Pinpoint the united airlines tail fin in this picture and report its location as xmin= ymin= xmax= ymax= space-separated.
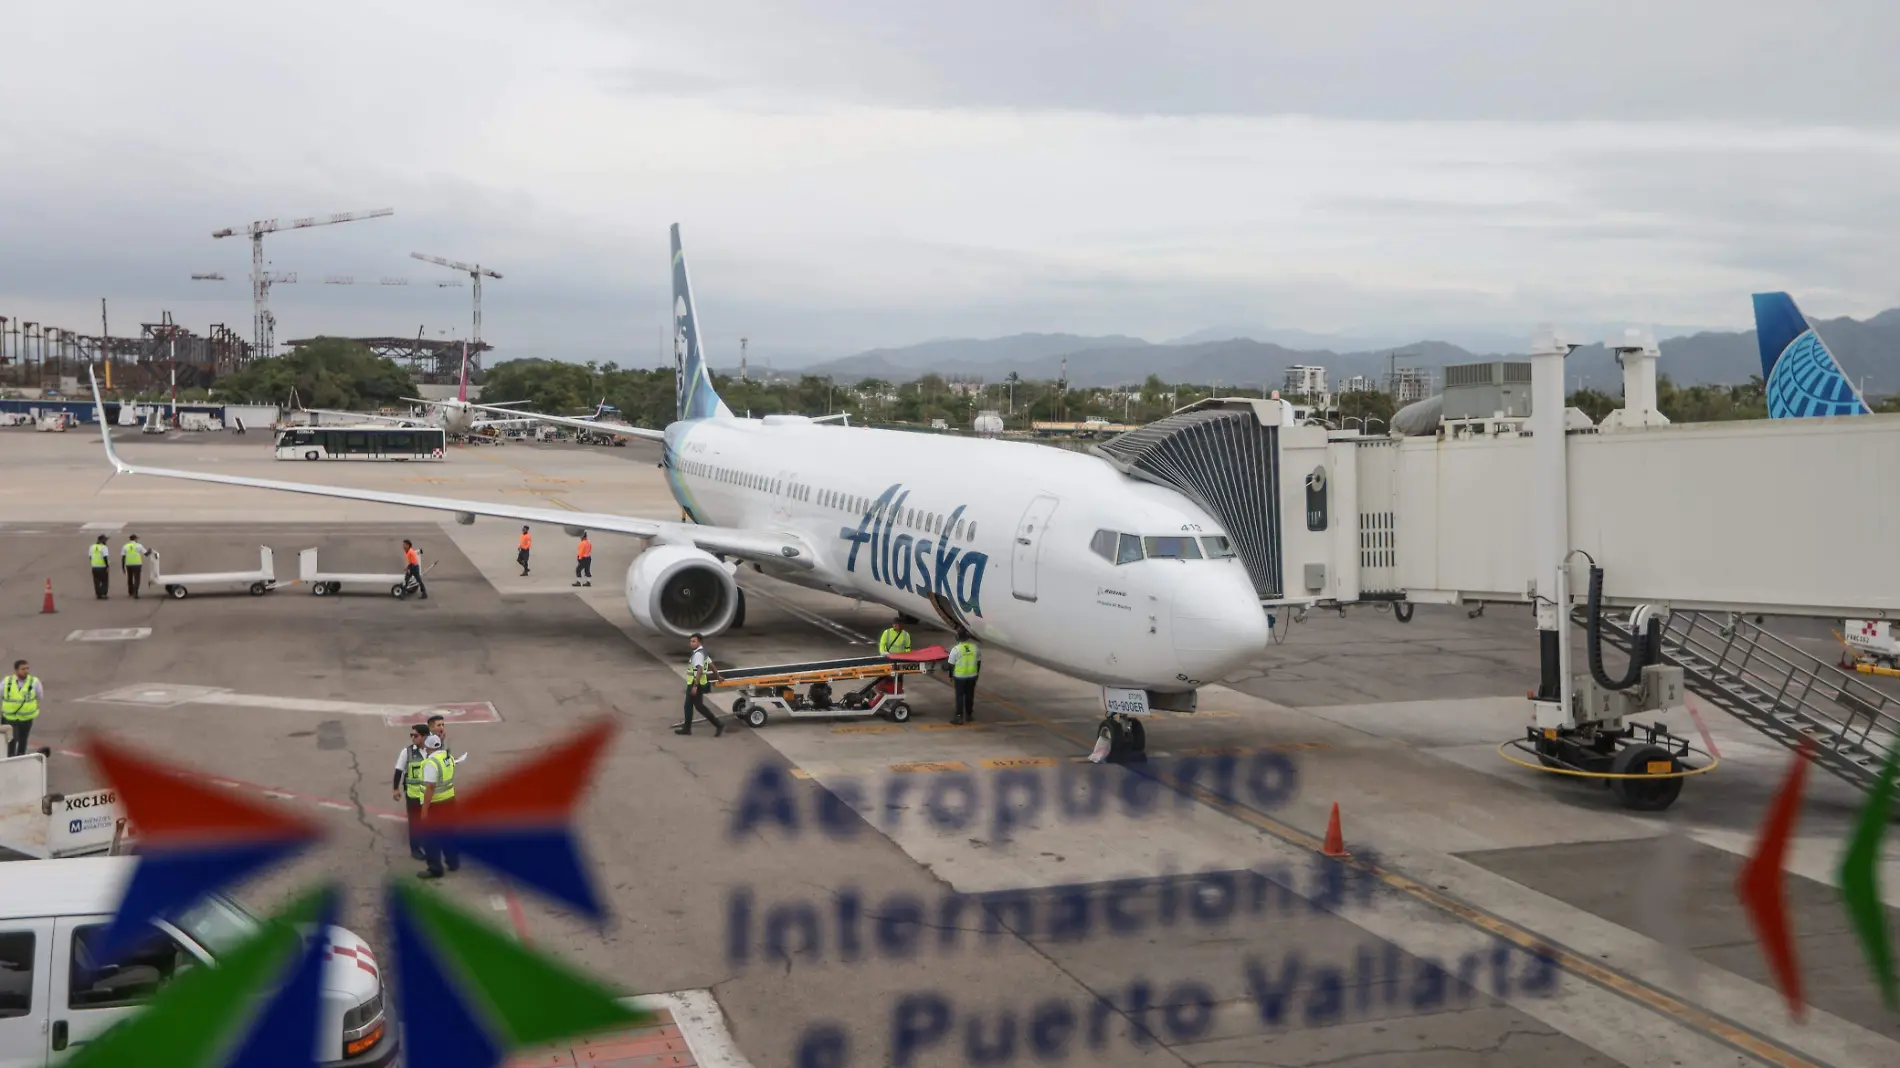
xmin=672 ymin=224 xmax=732 ymax=421
xmin=1752 ymin=292 xmax=1870 ymax=418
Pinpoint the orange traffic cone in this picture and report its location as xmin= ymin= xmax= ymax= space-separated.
xmin=1321 ymin=802 xmax=1349 ymax=857
xmin=40 ymin=580 xmax=55 ymax=614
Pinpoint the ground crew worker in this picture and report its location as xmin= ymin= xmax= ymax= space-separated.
xmin=950 ymin=628 xmax=981 ymax=724
xmin=417 ymin=734 xmax=460 ymax=879
xmin=517 ymin=526 xmax=533 ymax=576
xmin=4 ymin=660 xmax=43 ymax=759
xmin=677 ymin=633 xmax=724 ymax=736
xmin=879 ymin=618 xmax=913 ymax=655
xmin=391 ymin=723 xmax=430 ymax=861
xmin=120 ymin=535 xmax=147 ymax=599
xmin=573 ymin=531 xmax=593 ymax=587
xmin=88 ymin=536 xmax=111 ymax=599
xmin=402 ymin=539 xmax=428 ymax=600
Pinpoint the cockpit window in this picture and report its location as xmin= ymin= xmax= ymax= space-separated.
xmin=1143 ymin=535 xmax=1203 ymax=560
xmin=1089 ymin=530 xmax=1117 ymax=563
xmin=1201 ymin=536 xmax=1237 ymax=559
xmin=1116 ymin=533 xmax=1143 ymax=564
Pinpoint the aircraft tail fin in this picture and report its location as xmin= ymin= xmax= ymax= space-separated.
xmin=457 ymin=343 xmax=469 ymax=403
xmin=672 ymin=224 xmax=732 ymax=421
xmin=1752 ymin=292 xmax=1870 ymax=418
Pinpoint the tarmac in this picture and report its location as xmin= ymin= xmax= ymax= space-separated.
xmin=2 ymin=425 xmax=1897 ymax=1068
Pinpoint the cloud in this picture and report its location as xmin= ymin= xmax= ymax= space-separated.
xmin=0 ymin=2 xmax=1895 ymax=368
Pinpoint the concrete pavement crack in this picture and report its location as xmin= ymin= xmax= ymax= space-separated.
xmin=342 ymin=746 xmax=381 ymax=851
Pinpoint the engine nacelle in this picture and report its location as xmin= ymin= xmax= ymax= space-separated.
xmin=625 ymin=544 xmax=739 ymax=638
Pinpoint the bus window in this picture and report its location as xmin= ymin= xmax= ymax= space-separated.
xmin=344 ymin=432 xmax=368 ymax=454
xmin=387 ymin=433 xmax=412 ymax=453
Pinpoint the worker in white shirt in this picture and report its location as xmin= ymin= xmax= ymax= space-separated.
xmin=391 ymin=724 xmax=430 ymax=861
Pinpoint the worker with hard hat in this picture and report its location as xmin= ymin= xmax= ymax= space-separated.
xmin=416 ymin=732 xmax=460 ymax=879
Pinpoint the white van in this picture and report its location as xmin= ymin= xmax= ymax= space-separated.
xmin=0 ymin=857 xmax=396 ymax=1067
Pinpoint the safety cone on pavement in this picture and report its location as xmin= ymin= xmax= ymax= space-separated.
xmin=40 ymin=580 xmax=55 ymax=614
xmin=1322 ymin=802 xmax=1349 ymax=857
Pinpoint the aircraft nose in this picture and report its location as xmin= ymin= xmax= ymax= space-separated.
xmin=1171 ymin=569 xmax=1269 ymax=682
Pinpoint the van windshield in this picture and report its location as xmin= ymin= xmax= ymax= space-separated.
xmin=170 ymin=895 xmax=259 ymax=957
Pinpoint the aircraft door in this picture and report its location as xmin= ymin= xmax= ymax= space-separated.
xmin=1011 ymin=494 xmax=1061 ymax=602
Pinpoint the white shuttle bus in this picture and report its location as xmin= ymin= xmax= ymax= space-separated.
xmin=275 ymin=425 xmax=445 ymax=462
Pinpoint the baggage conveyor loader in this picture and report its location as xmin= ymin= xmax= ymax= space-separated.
xmin=712 ymin=646 xmax=949 ymax=728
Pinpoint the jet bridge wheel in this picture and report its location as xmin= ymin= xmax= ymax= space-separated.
xmin=1500 ymin=723 xmax=1715 ymax=812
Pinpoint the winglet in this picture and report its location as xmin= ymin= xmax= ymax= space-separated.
xmin=87 ymin=368 xmax=132 ymax=474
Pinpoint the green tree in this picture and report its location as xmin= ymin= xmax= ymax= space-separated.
xmin=1567 ymin=388 xmax=1620 ymax=423
xmin=215 ymin=337 xmax=414 ymax=408
xmin=1336 ymin=390 xmax=1395 ymax=429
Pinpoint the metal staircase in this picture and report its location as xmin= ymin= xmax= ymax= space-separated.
xmin=1587 ymin=609 xmax=1900 ymax=793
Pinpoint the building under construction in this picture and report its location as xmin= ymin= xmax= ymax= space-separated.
xmin=282 ymin=336 xmax=491 ymax=384
xmin=0 ymin=312 xmax=251 ymax=393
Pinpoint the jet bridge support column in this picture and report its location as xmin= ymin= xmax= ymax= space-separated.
xmin=1528 ymin=326 xmax=1577 ymax=731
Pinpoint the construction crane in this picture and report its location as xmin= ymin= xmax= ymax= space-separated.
xmin=212 ymin=208 xmax=394 ymax=359
xmin=322 ymin=277 xmax=464 ymax=287
xmin=410 ymin=252 xmax=501 ymax=372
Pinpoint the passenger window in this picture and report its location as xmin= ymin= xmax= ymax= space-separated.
xmin=1116 ymin=534 xmax=1143 ymax=564
xmin=1143 ymin=536 xmax=1202 ymax=560
xmin=1201 ymin=536 xmax=1237 ymax=559
xmin=955 ymin=519 xmax=964 ymax=538
xmin=968 ymin=523 xmax=977 ymax=541
xmin=68 ymin=925 xmax=187 ymax=1009
xmin=1089 ymin=530 xmax=1117 ymax=562
xmin=0 ymin=931 xmax=33 ymax=1018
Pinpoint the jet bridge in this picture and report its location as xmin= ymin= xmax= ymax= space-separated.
xmin=1111 ymin=331 xmax=1900 ymax=809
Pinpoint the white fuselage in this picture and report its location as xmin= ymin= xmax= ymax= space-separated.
xmin=662 ymin=415 xmax=1268 ymax=692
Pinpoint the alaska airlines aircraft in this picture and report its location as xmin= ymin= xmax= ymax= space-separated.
xmin=1751 ymin=292 xmax=1872 ymax=419
xmin=88 ymin=226 xmax=1267 ymax=710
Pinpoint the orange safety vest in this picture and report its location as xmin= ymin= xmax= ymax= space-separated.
xmin=404 ymin=547 xmax=420 ymax=567
xmin=577 ymin=538 xmax=592 ymax=559
xmin=519 ymin=532 xmax=532 ymax=550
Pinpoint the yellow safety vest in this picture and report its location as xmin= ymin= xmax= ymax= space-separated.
xmin=88 ymin=544 xmax=109 ymax=567
xmin=427 ymin=750 xmax=456 ymax=801
xmin=2 ymin=676 xmax=41 ymax=722
xmin=687 ymin=654 xmax=711 ymax=689
xmin=403 ymin=750 xmax=428 ymax=801
xmin=879 ymin=629 xmax=912 ymax=655
xmin=122 ymin=542 xmax=145 ymax=566
xmin=950 ymin=642 xmax=980 ymax=679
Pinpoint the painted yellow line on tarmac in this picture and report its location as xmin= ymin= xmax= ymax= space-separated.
xmin=967 ymin=681 xmax=1827 ymax=1068
xmin=829 ymin=723 xmax=902 ymax=735
xmin=980 ymin=757 xmax=1059 ymax=769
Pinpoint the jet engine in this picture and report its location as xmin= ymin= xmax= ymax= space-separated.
xmin=625 ymin=544 xmax=740 ymax=637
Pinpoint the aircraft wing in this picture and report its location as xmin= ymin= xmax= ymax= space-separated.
xmin=299 ymin=407 xmax=424 ymax=426
xmin=89 ymin=373 xmax=813 ymax=570
xmin=463 ymin=401 xmax=666 ymax=442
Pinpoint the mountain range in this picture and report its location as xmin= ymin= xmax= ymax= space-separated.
xmin=753 ymin=310 xmax=1900 ymax=396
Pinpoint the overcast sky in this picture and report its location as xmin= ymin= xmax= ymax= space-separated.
xmin=2 ymin=1 xmax=1895 ymax=368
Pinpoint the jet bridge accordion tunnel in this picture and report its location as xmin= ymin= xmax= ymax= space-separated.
xmin=1093 ymin=408 xmax=1285 ymax=600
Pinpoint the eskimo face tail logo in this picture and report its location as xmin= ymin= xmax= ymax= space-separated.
xmin=839 ymin=483 xmax=988 ymax=618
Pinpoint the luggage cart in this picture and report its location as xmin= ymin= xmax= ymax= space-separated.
xmin=298 ymin=548 xmax=412 ymax=598
xmin=712 ymin=646 xmax=948 ymax=728
xmin=149 ymin=546 xmax=278 ymax=600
